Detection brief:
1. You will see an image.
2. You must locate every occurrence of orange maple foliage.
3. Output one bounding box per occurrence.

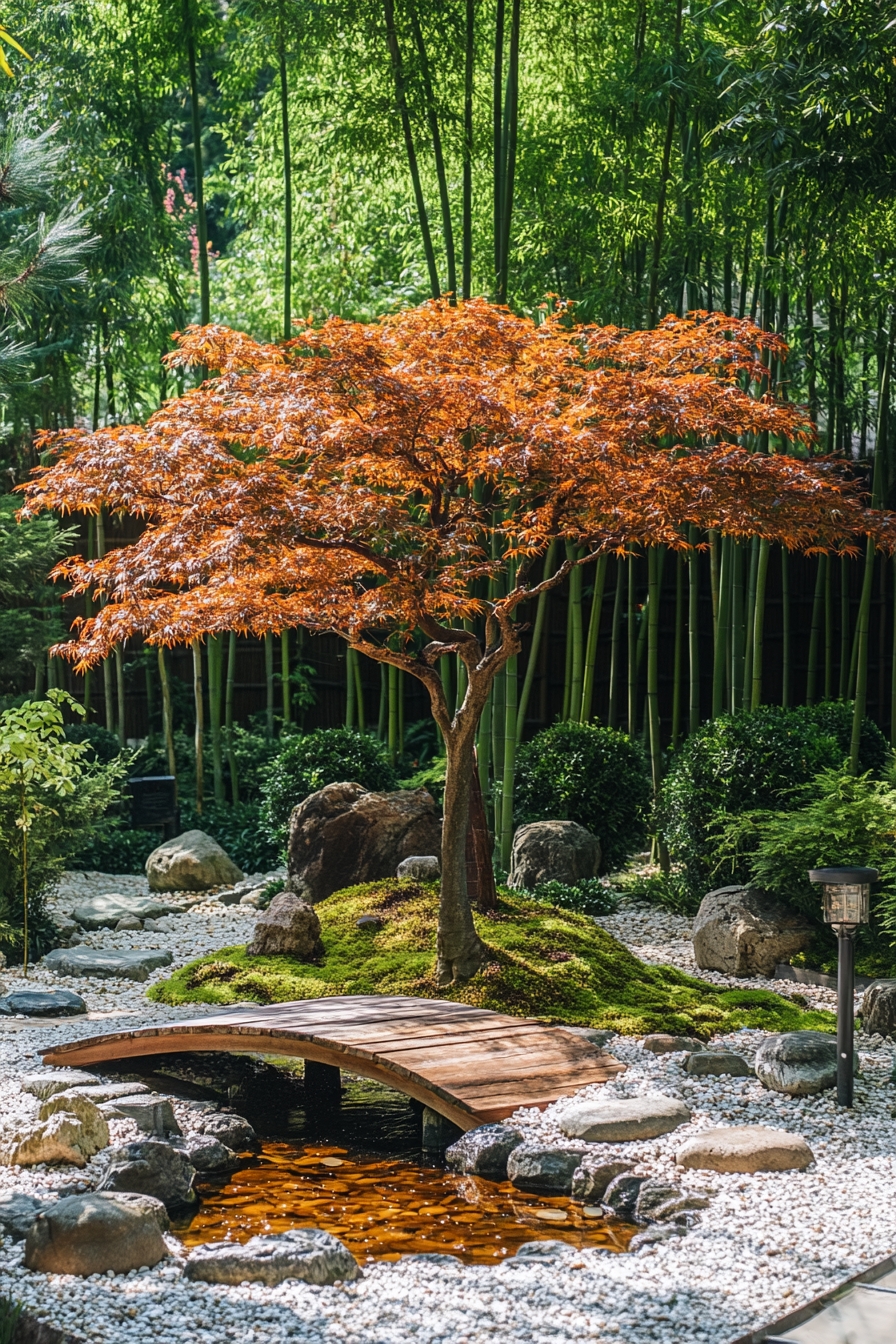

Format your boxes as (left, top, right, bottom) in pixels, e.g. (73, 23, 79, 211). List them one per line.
(22, 299, 896, 981)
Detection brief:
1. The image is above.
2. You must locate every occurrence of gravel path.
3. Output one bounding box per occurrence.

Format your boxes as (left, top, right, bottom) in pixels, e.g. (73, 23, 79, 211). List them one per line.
(1, 883, 893, 1344)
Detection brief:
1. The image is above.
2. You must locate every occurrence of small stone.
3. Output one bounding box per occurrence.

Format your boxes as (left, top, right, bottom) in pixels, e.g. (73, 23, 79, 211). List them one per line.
(0, 990, 87, 1017)
(633, 1179, 707, 1224)
(97, 1139, 196, 1209)
(396, 855, 440, 881)
(675, 1124, 814, 1173)
(98, 1094, 181, 1136)
(0, 1191, 53, 1240)
(513, 1241, 574, 1260)
(559, 1095, 691, 1142)
(41, 948, 173, 981)
(239, 892, 262, 908)
(754, 1030, 855, 1096)
(601, 1173, 644, 1219)
(686, 1052, 752, 1078)
(506, 1143, 589, 1194)
(355, 915, 384, 930)
(246, 892, 324, 960)
(629, 1224, 685, 1252)
(24, 1192, 169, 1276)
(178, 1134, 240, 1174)
(21, 1071, 99, 1100)
(146, 829, 243, 893)
(861, 980, 896, 1038)
(642, 1034, 704, 1054)
(184, 1228, 361, 1286)
(445, 1124, 525, 1180)
(571, 1159, 634, 1203)
(198, 1112, 256, 1151)
(559, 1026, 616, 1049)
(115, 916, 143, 931)
(533, 1208, 567, 1222)
(214, 889, 244, 906)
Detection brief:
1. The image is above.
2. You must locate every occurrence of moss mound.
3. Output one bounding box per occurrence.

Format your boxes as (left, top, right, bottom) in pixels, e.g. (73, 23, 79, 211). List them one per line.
(149, 880, 835, 1039)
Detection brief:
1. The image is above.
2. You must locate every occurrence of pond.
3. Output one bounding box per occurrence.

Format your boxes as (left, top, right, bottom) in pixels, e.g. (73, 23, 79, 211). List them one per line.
(129, 1055, 635, 1265)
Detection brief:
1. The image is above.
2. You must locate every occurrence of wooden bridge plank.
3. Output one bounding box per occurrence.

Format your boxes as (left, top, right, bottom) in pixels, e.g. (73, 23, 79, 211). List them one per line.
(42, 994, 624, 1129)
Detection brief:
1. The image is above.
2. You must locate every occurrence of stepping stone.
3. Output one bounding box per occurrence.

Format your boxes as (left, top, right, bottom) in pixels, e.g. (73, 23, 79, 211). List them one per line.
(0, 990, 87, 1017)
(773, 1282, 896, 1343)
(445, 1123, 525, 1180)
(22, 1071, 98, 1100)
(642, 1034, 704, 1054)
(559, 1095, 691, 1142)
(755, 1030, 855, 1096)
(686, 1051, 752, 1078)
(41, 948, 173, 982)
(70, 894, 181, 930)
(184, 1227, 360, 1286)
(98, 1094, 181, 1136)
(675, 1124, 814, 1173)
(58, 1082, 151, 1105)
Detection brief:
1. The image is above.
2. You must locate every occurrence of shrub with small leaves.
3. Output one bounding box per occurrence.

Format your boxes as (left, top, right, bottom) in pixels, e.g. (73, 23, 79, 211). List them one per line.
(531, 877, 619, 916)
(262, 728, 398, 841)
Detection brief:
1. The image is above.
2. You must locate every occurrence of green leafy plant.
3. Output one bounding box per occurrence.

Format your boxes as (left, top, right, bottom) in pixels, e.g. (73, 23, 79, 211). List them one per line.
(614, 870, 698, 917)
(0, 1295, 23, 1344)
(400, 755, 447, 808)
(530, 877, 619, 916)
(0, 690, 123, 970)
(514, 722, 651, 873)
(262, 728, 398, 842)
(658, 703, 891, 902)
(180, 799, 282, 874)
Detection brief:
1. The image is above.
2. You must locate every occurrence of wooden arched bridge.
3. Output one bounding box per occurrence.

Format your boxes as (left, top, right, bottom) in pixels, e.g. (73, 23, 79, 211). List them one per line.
(42, 994, 624, 1131)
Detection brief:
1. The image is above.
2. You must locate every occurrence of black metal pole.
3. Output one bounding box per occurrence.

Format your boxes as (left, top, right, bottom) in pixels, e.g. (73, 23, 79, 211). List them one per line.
(836, 925, 855, 1107)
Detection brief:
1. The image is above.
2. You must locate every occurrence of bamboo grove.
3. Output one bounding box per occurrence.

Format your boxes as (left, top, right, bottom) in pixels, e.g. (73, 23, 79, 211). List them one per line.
(1, 0, 896, 887)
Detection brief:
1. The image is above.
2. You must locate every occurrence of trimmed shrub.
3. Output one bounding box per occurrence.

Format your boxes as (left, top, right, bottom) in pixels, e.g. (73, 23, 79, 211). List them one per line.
(63, 722, 123, 763)
(658, 702, 891, 902)
(514, 721, 651, 873)
(262, 728, 398, 841)
(530, 877, 619, 917)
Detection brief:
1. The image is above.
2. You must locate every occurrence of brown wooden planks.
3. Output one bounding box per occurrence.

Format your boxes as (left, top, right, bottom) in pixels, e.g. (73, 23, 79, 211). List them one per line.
(42, 994, 624, 1129)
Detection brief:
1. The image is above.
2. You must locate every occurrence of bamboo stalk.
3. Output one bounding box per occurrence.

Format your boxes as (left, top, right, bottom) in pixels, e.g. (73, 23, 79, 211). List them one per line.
(517, 541, 557, 740)
(824, 554, 834, 700)
(378, 663, 387, 739)
(806, 557, 824, 704)
(387, 661, 399, 763)
(281, 630, 291, 726)
(608, 555, 625, 729)
(346, 645, 356, 728)
(671, 550, 684, 747)
(627, 550, 637, 734)
(158, 646, 177, 780)
(646, 547, 669, 871)
(354, 647, 365, 732)
(407, 1, 456, 297)
(264, 633, 275, 736)
(490, 663, 505, 837)
(499, 652, 518, 869)
(225, 631, 239, 804)
(839, 555, 850, 699)
(750, 538, 771, 709)
(277, 2, 292, 339)
(192, 638, 205, 814)
(580, 554, 608, 723)
(183, 0, 210, 325)
(208, 633, 224, 804)
(850, 540, 876, 772)
(711, 535, 731, 719)
(731, 539, 745, 711)
(566, 544, 584, 721)
(742, 536, 759, 707)
(780, 547, 791, 708)
(688, 527, 700, 732)
(462, 0, 473, 299)
(114, 646, 126, 747)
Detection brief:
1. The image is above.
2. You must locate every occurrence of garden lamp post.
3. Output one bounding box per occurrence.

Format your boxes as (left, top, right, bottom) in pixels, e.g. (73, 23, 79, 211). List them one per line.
(808, 866, 876, 1108)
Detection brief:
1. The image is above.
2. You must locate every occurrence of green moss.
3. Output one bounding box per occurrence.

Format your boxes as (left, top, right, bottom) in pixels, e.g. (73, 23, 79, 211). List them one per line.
(149, 880, 836, 1039)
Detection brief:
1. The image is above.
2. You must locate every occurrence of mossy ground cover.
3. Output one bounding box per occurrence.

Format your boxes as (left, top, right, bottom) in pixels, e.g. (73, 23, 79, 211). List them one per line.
(149, 880, 835, 1039)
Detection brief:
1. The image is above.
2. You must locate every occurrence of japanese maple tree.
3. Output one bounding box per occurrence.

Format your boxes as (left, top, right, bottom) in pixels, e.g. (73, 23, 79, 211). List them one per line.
(23, 299, 896, 983)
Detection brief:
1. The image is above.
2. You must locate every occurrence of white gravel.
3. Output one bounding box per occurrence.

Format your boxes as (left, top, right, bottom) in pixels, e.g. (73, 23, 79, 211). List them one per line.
(0, 880, 894, 1344)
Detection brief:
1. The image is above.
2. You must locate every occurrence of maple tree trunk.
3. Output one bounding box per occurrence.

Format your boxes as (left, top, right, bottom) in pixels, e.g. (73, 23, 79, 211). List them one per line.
(438, 721, 488, 985)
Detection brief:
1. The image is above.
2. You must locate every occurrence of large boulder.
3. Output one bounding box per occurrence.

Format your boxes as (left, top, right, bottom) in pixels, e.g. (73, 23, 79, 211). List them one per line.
(754, 1030, 855, 1096)
(559, 1095, 691, 1142)
(24, 1192, 169, 1276)
(676, 1124, 814, 1173)
(444, 1124, 525, 1180)
(0, 1109, 109, 1168)
(96, 1138, 196, 1209)
(507, 820, 601, 891)
(70, 893, 181, 929)
(246, 892, 324, 960)
(41, 947, 173, 981)
(98, 1094, 181, 1136)
(692, 885, 813, 978)
(184, 1228, 361, 1286)
(146, 829, 243, 893)
(286, 783, 442, 904)
(861, 980, 896, 1038)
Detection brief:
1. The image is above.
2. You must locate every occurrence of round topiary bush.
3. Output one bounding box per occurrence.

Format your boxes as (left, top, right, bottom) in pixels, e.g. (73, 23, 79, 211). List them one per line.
(658, 702, 891, 901)
(262, 728, 399, 840)
(63, 722, 122, 763)
(514, 722, 651, 873)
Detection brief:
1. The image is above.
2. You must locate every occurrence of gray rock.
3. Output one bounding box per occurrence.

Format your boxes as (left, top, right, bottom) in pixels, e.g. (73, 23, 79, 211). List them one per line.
(146, 828, 243, 893)
(115, 916, 143, 931)
(246, 892, 324, 960)
(507, 820, 602, 890)
(69, 894, 180, 930)
(513, 1240, 577, 1260)
(754, 1030, 855, 1096)
(692, 885, 813, 978)
(396, 855, 440, 881)
(184, 1228, 361, 1286)
(24, 1192, 169, 1276)
(559, 1095, 691, 1142)
(58, 1082, 151, 1104)
(629, 1224, 685, 1252)
(0, 990, 87, 1017)
(98, 1094, 181, 1136)
(559, 1026, 616, 1049)
(198, 1112, 257, 1151)
(96, 1139, 196, 1209)
(676, 1124, 814, 1173)
(41, 947, 173, 981)
(240, 892, 262, 908)
(506, 1143, 589, 1194)
(642, 1034, 704, 1054)
(686, 1051, 752, 1078)
(52, 914, 81, 945)
(178, 1134, 240, 1174)
(444, 1124, 525, 1180)
(861, 980, 896, 1038)
(570, 1158, 633, 1203)
(286, 782, 442, 904)
(0, 1191, 52, 1240)
(355, 915, 383, 930)
(633, 1179, 709, 1225)
(601, 1173, 645, 1219)
(0, 1109, 108, 1169)
(21, 1071, 99, 1100)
